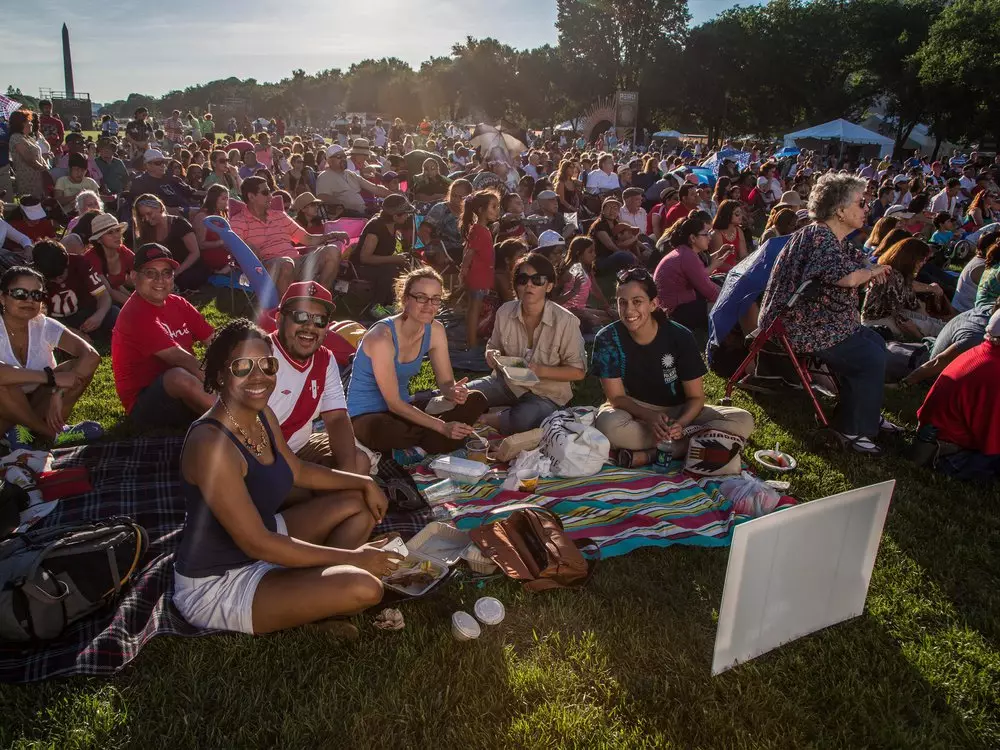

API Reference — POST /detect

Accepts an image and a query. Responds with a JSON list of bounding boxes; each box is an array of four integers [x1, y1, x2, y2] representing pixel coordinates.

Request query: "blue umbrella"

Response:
[[775, 147, 801, 158]]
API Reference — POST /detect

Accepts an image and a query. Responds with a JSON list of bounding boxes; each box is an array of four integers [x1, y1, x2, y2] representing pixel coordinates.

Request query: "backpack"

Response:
[[884, 341, 930, 383], [0, 518, 148, 642], [469, 504, 598, 592]]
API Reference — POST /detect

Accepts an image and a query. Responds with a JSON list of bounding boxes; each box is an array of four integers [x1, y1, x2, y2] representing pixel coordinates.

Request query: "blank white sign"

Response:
[[712, 480, 895, 675]]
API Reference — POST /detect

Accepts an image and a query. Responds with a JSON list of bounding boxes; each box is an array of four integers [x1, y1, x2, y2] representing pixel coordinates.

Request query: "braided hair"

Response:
[[201, 318, 272, 394]]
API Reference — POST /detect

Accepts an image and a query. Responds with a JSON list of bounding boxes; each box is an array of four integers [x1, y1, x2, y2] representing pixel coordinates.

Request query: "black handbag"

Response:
[[373, 457, 428, 513]]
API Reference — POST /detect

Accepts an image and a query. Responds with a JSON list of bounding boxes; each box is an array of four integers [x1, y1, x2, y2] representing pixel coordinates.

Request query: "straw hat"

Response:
[[346, 138, 373, 158], [290, 192, 323, 214], [88, 213, 128, 243]]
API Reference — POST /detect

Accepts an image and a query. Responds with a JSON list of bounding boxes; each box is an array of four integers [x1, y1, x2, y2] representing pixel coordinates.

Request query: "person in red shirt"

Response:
[[32, 239, 117, 339], [459, 189, 500, 349], [915, 309, 1000, 481], [111, 243, 216, 430], [661, 183, 701, 234], [84, 212, 134, 306], [8, 197, 56, 245], [38, 100, 65, 154]]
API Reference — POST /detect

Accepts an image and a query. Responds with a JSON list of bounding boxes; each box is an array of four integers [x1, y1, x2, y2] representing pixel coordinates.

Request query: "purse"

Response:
[[469, 504, 599, 592], [373, 457, 428, 513]]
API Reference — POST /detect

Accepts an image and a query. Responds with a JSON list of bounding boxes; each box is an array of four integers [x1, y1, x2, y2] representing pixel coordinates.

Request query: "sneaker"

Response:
[[53, 421, 104, 448]]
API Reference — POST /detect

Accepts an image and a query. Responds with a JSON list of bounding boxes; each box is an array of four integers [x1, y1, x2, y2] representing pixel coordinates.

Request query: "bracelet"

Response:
[[43, 366, 56, 388]]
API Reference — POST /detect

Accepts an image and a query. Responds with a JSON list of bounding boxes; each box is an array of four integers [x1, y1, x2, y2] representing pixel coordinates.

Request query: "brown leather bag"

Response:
[[469, 504, 598, 591]]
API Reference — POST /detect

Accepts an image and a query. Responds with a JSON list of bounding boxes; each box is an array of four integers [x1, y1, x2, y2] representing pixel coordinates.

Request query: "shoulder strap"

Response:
[[479, 502, 565, 530]]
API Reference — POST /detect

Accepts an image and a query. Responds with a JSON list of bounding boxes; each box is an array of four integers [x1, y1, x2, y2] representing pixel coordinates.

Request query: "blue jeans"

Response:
[[813, 325, 886, 437], [463, 374, 560, 434], [595, 250, 640, 275]]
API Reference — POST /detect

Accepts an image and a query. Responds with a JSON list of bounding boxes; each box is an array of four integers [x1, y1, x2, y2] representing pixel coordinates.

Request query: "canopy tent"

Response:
[[653, 129, 683, 139], [783, 119, 894, 157]]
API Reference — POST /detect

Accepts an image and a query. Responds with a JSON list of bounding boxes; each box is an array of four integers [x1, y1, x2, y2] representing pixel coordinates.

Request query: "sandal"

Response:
[[835, 432, 883, 457], [879, 417, 904, 435]]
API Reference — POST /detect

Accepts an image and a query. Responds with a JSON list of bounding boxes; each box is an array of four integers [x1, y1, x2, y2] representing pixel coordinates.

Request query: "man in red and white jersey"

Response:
[[268, 281, 369, 475]]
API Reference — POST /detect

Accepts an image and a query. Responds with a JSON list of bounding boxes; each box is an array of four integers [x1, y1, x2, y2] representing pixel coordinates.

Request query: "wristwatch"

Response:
[[43, 366, 56, 388]]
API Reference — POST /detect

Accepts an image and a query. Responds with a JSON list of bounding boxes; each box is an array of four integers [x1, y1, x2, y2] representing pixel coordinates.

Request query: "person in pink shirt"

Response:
[[653, 213, 728, 333]]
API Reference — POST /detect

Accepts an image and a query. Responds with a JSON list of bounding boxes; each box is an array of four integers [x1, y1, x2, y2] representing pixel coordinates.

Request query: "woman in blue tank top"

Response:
[[347, 267, 488, 453], [174, 319, 403, 636]]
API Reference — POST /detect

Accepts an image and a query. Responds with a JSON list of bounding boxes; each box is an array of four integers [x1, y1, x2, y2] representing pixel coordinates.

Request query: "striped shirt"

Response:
[[229, 208, 308, 262]]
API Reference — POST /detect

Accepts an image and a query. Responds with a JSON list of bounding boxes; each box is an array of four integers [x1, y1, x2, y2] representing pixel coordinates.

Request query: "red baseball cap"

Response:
[[134, 243, 180, 270], [279, 281, 335, 313]]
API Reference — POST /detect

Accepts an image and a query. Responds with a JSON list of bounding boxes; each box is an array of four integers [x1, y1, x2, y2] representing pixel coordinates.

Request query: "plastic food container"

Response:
[[496, 356, 541, 386], [407, 522, 471, 565], [473, 597, 505, 626], [462, 544, 498, 575], [381, 552, 449, 597], [429, 455, 490, 483], [452, 611, 481, 641], [424, 478, 461, 505]]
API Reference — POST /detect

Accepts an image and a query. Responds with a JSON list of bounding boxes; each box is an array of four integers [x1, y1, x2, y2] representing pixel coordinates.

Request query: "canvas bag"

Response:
[[469, 504, 599, 592], [0, 517, 148, 642], [539, 407, 610, 477]]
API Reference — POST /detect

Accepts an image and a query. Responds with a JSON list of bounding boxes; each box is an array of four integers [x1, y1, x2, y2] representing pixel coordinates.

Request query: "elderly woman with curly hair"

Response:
[[758, 173, 895, 456]]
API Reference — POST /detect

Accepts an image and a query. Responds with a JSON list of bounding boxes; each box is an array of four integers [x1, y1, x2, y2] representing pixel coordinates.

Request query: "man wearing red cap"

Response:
[[267, 281, 368, 475], [111, 243, 216, 430]]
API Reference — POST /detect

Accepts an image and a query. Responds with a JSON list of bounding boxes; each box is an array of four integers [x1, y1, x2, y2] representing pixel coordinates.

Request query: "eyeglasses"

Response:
[[228, 356, 279, 378], [407, 292, 443, 307], [5, 287, 46, 302], [515, 272, 550, 287], [139, 267, 175, 281], [616, 267, 652, 284], [285, 309, 330, 327]]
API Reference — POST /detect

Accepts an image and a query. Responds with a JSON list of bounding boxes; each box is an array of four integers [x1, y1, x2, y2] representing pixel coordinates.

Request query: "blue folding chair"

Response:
[[202, 215, 279, 312]]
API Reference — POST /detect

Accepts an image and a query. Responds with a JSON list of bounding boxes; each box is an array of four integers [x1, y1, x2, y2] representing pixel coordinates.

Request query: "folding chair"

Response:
[[719, 280, 831, 428], [202, 215, 279, 312]]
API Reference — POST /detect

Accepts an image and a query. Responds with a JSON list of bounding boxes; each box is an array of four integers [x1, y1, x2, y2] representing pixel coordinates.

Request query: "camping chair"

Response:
[[202, 215, 279, 312], [719, 280, 831, 428]]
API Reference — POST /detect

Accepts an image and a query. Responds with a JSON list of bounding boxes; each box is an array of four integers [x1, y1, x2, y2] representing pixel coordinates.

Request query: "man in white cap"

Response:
[[892, 173, 912, 207], [915, 307, 1000, 479], [530, 189, 568, 236], [315, 144, 389, 217], [130, 148, 202, 208]]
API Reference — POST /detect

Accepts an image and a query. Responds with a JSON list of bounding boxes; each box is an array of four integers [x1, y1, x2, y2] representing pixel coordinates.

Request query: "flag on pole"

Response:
[[0, 94, 23, 119]]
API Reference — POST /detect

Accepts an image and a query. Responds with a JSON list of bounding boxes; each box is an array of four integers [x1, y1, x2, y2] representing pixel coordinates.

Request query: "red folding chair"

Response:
[[719, 281, 831, 428]]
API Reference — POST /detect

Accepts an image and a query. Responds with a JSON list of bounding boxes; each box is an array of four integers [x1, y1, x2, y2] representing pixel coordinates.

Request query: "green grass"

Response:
[[1, 297, 998, 749]]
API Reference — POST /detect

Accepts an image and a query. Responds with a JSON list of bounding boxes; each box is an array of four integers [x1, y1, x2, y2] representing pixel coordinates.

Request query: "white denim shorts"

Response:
[[173, 514, 287, 635]]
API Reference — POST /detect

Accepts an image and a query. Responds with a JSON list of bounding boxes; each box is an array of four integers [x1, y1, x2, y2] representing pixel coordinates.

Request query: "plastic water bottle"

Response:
[[655, 439, 674, 467]]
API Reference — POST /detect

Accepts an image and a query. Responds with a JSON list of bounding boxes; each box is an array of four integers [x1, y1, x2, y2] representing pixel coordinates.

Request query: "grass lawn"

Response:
[[0, 297, 998, 750]]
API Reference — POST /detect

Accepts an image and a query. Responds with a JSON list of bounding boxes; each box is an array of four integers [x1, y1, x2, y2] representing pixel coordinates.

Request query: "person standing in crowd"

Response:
[[460, 190, 500, 349], [229, 176, 348, 296], [32, 239, 118, 340], [758, 173, 893, 456], [0, 265, 102, 448], [112, 244, 216, 430], [125, 107, 154, 159], [37, 100, 64, 155], [7, 110, 48, 200], [347, 267, 488, 453]]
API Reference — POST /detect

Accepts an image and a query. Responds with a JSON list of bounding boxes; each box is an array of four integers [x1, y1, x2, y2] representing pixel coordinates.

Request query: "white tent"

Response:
[[653, 129, 683, 139], [783, 118, 894, 157]]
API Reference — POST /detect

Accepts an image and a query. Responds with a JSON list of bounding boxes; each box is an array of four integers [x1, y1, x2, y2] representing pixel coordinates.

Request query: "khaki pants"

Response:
[[595, 398, 755, 451]]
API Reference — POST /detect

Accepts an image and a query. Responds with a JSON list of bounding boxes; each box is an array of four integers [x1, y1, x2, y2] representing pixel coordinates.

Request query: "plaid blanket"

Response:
[[412, 461, 795, 559], [0, 438, 431, 684]]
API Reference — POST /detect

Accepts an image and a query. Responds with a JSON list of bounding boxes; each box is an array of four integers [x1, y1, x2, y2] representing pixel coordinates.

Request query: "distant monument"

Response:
[[62, 23, 75, 98]]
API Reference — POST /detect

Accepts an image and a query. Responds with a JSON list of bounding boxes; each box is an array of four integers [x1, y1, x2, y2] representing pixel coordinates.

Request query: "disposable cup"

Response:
[[451, 611, 481, 641], [516, 469, 539, 493], [473, 597, 505, 626]]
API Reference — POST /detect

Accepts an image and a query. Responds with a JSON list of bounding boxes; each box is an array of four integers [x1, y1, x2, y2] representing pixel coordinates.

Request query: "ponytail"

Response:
[[460, 189, 498, 240], [666, 212, 707, 249]]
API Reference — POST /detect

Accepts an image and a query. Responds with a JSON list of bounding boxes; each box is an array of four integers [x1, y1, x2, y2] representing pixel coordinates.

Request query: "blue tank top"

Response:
[[175, 416, 293, 578], [347, 318, 432, 418]]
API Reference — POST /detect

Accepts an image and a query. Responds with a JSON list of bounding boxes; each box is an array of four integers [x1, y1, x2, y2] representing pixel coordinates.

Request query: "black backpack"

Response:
[[0, 518, 148, 642]]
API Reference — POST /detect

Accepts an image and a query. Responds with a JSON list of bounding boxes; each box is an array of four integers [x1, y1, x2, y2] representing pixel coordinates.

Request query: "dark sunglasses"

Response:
[[515, 272, 550, 287], [5, 287, 46, 302], [616, 267, 652, 284], [228, 356, 279, 378], [285, 309, 330, 327]]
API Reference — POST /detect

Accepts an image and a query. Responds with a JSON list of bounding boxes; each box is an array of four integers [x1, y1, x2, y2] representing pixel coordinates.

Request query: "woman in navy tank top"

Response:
[[174, 320, 403, 636]]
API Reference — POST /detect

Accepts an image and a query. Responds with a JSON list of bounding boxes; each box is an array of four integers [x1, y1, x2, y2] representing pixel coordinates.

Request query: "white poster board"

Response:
[[712, 480, 895, 675]]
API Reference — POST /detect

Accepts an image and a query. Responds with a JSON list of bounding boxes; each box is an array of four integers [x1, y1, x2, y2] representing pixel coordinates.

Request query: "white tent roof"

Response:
[[783, 119, 893, 147], [653, 129, 682, 138]]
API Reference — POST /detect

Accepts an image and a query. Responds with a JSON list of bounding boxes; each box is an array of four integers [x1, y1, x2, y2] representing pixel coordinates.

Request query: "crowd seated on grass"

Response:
[[32, 238, 118, 340]]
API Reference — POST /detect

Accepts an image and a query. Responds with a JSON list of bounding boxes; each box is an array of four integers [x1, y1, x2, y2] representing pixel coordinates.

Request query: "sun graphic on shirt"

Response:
[[661, 353, 675, 370]]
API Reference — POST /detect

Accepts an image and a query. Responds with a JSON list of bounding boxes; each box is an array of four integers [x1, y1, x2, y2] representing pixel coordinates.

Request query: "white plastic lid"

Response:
[[451, 611, 481, 639], [473, 597, 505, 626]]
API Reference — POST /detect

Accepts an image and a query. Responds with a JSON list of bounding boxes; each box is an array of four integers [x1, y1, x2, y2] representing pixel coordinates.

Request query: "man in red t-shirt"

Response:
[[916, 310, 1000, 480], [661, 183, 700, 234], [32, 239, 117, 339], [38, 100, 65, 154], [111, 243, 216, 430]]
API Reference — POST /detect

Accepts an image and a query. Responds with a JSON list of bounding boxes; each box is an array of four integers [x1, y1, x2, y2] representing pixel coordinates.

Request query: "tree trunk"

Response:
[[931, 135, 942, 161]]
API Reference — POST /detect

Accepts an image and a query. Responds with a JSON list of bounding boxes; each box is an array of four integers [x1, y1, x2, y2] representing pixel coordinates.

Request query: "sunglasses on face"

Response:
[[6, 287, 46, 302], [407, 292, 443, 307], [515, 272, 549, 287], [140, 267, 175, 281], [285, 309, 330, 327], [228, 356, 279, 378], [616, 267, 652, 284]]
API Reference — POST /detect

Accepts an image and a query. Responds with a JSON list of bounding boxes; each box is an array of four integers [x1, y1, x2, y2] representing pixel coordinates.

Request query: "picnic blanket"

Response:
[[411, 460, 794, 558], [0, 438, 431, 684]]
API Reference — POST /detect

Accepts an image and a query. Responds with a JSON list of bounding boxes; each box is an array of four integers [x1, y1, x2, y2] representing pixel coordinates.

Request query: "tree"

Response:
[[418, 57, 463, 121], [513, 46, 571, 129], [344, 58, 415, 115], [450, 37, 520, 120]]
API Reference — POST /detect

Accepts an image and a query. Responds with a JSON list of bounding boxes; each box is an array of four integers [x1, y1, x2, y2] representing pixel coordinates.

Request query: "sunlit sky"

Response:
[[2, 0, 748, 103]]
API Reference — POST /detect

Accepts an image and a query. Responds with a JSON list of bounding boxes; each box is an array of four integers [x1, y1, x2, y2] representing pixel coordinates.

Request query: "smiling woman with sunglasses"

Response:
[[174, 319, 398, 636], [0, 266, 102, 447], [470, 253, 587, 434]]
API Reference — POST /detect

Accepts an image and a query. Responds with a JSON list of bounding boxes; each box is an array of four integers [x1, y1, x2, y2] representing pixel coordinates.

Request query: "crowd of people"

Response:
[[2, 100, 999, 637]]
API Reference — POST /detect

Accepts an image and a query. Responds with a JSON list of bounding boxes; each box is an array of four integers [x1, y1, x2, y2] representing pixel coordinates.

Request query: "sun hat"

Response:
[[537, 190, 558, 200], [134, 243, 179, 270], [143, 148, 166, 163], [756, 176, 770, 189], [19, 196, 46, 221], [780, 190, 803, 207], [892, 174, 910, 185], [279, 281, 335, 314], [290, 192, 323, 214], [346, 138, 372, 158], [795, 208, 810, 221], [325, 144, 346, 158], [884, 204, 911, 218], [87, 213, 128, 243], [381, 193, 415, 215], [536, 230, 565, 248]]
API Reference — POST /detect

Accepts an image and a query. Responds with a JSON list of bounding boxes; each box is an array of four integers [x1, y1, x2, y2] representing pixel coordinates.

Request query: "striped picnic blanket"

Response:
[[411, 461, 794, 558], [0, 437, 430, 684]]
